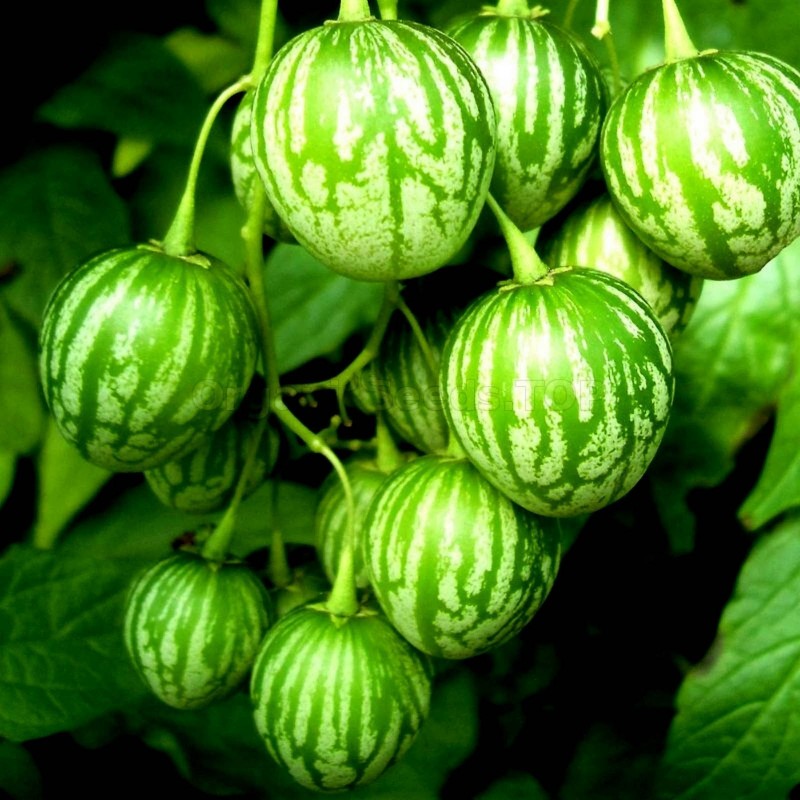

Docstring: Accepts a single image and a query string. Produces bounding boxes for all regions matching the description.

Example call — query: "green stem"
[662,0,698,61]
[285,281,400,421]
[252,0,280,79]
[376,0,398,20]
[375,413,404,473]
[496,0,529,15]
[486,194,549,285]
[563,0,580,29]
[162,78,250,257]
[338,0,372,21]
[268,525,292,588]
[395,295,438,381]
[591,0,610,38]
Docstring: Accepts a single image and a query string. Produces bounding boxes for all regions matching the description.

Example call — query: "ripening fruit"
[39,245,260,472]
[124,550,273,709]
[250,603,432,792]
[250,17,497,281]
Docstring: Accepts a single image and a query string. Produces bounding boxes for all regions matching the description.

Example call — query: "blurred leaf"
[0,545,148,742]
[0,304,43,454]
[0,741,42,800]
[739,367,800,531]
[0,147,130,326]
[0,450,14,510]
[656,515,800,799]
[267,245,384,374]
[205,0,261,51]
[476,772,549,800]
[38,34,208,147]
[32,420,111,550]
[165,28,249,93]
[111,137,155,178]
[651,239,800,551]
[61,479,316,561]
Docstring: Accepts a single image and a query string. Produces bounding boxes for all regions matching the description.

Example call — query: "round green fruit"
[250,17,497,281]
[539,192,704,337]
[600,50,800,279]
[124,550,273,710]
[449,7,607,231]
[39,245,260,472]
[230,89,295,243]
[364,454,561,659]
[250,603,432,792]
[440,270,674,517]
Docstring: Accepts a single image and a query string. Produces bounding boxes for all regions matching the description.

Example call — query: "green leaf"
[651,239,800,551]
[205,0,261,51]
[38,34,208,147]
[111,137,155,178]
[739,366,800,531]
[476,772,549,800]
[0,147,130,326]
[0,741,42,800]
[267,245,384,374]
[0,449,14,510]
[32,420,111,550]
[0,545,149,742]
[0,304,44,454]
[656,516,800,799]
[165,28,249,93]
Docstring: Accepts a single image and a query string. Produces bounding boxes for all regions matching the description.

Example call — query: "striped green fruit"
[250,18,497,281]
[440,270,674,517]
[449,6,607,232]
[230,89,295,243]
[144,403,278,514]
[124,550,273,710]
[539,192,704,337]
[365,454,561,659]
[600,50,800,280]
[250,603,432,792]
[314,457,389,589]
[39,245,260,472]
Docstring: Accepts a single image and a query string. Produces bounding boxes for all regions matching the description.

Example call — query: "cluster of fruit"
[36,0,800,793]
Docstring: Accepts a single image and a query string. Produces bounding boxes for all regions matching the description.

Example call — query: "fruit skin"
[449,10,607,231]
[538,192,704,337]
[314,457,389,589]
[250,603,432,792]
[250,18,497,282]
[144,377,279,514]
[39,245,260,472]
[230,89,295,243]
[600,50,800,280]
[440,270,674,517]
[364,454,561,659]
[124,550,273,710]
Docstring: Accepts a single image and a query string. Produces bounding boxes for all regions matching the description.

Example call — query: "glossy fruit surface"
[601,50,800,279]
[365,454,562,659]
[250,603,432,792]
[251,18,496,281]
[124,550,272,709]
[441,270,674,517]
[39,245,260,471]
[539,192,704,337]
[450,9,607,231]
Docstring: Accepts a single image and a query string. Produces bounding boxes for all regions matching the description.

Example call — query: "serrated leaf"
[739,366,800,531]
[165,28,249,93]
[656,516,800,799]
[267,245,384,374]
[0,741,42,800]
[0,545,149,742]
[651,239,800,551]
[32,420,111,550]
[0,304,44,454]
[0,147,130,326]
[38,34,207,147]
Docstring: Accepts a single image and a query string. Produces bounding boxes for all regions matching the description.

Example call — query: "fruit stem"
[162,78,250,258]
[375,413,404,473]
[496,0,530,15]
[486,194,550,284]
[338,0,372,21]
[662,0,698,61]
[268,524,293,589]
[395,294,439,381]
[591,0,610,38]
[376,0,398,20]
[563,0,579,29]
[252,0,280,79]
[283,281,400,422]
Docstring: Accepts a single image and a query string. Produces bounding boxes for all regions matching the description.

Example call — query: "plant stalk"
[662,0,698,61]
[338,0,372,21]
[485,194,550,284]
